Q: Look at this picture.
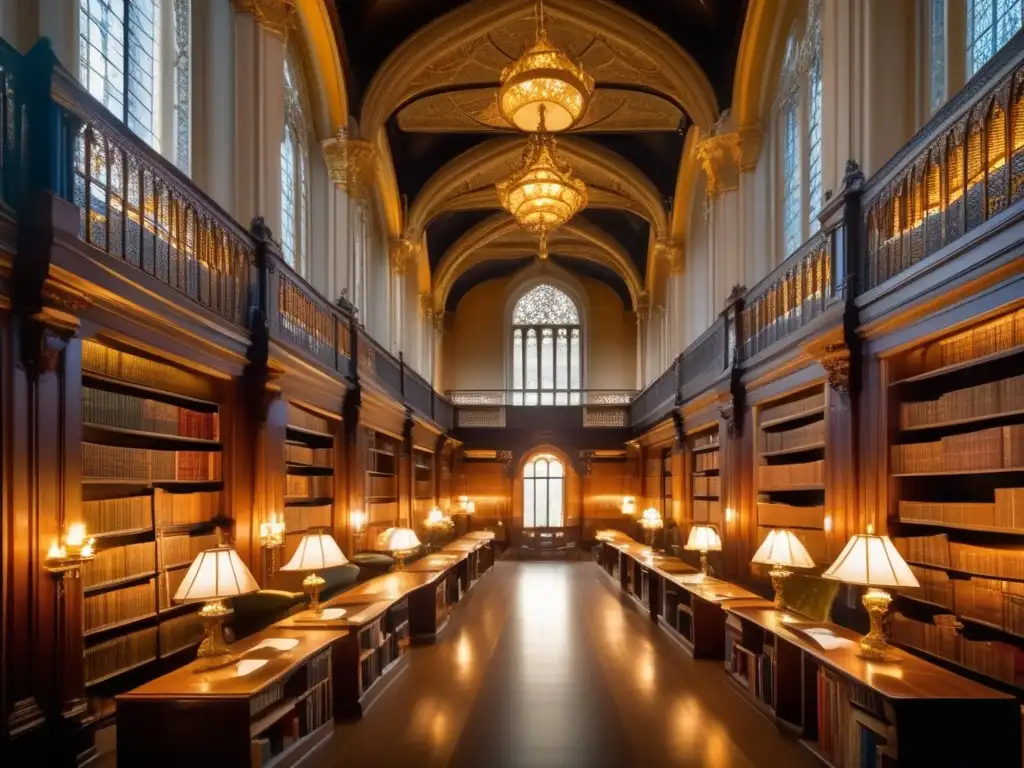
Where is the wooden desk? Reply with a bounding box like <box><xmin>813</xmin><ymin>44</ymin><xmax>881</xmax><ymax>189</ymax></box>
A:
<box><xmin>659</xmin><ymin>576</ymin><xmax>770</xmax><ymax>659</ymax></box>
<box><xmin>595</xmin><ymin>536</ymin><xmax>698</xmax><ymax>620</ymax></box>
<box><xmin>724</xmin><ymin>604</ymin><xmax>1021</xmax><ymax>765</ymax></box>
<box><xmin>117</xmin><ymin>627</ymin><xmax>344</xmax><ymax>767</ymax></box>
<box><xmin>441</xmin><ymin>538</ymin><xmax>490</xmax><ymax>591</ymax></box>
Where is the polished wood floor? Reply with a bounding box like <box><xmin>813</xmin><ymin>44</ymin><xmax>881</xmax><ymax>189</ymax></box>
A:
<box><xmin>312</xmin><ymin>560</ymin><xmax>819</xmax><ymax>767</ymax></box>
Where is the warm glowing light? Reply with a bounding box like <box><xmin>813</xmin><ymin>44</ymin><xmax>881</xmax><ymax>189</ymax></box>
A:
<box><xmin>350</xmin><ymin>510</ymin><xmax>367</xmax><ymax>532</ymax></box>
<box><xmin>725</xmin><ymin>507</ymin><xmax>735</xmax><ymax>523</ymax></box>
<box><xmin>640</xmin><ymin>507</ymin><xmax>663</xmax><ymax>529</ymax></box>
<box><xmin>47</xmin><ymin>541</ymin><xmax>65</xmax><ymax>561</ymax></box>
<box><xmin>65</xmin><ymin>523</ymin><xmax>87</xmax><ymax>547</ymax></box>
<box><xmin>621</xmin><ymin>496</ymin><xmax>637</xmax><ymax>516</ymax></box>
<box><xmin>465</xmin><ymin>501</ymin><xmax>476</xmax><ymax>516</ymax></box>
<box><xmin>685</xmin><ymin>525</ymin><xmax>722</xmax><ymax>553</ymax></box>
<box><xmin>823</xmin><ymin>514</ymin><xmax>833</xmax><ymax>533</ymax></box>
<box><xmin>259</xmin><ymin>512</ymin><xmax>285</xmax><ymax>549</ymax></box>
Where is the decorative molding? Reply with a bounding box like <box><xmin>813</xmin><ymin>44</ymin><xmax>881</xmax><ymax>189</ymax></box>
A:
<box><xmin>821</xmin><ymin>342</ymin><xmax>851</xmax><ymax>393</ymax></box>
<box><xmin>737</xmin><ymin>125</ymin><xmax>763</xmax><ymax>172</ymax></box>
<box><xmin>321</xmin><ymin>129</ymin><xmax>377</xmax><ymax>201</ymax></box>
<box><xmin>231</xmin><ymin>0</ymin><xmax>297</xmax><ymax>38</ymax></box>
<box><xmin>20</xmin><ymin>306</ymin><xmax>79</xmax><ymax>379</ymax></box>
<box><xmin>577</xmin><ymin>450</ymin><xmax>595</xmax><ymax>476</ymax></box>
<box><xmin>653</xmin><ymin>238</ymin><xmax>685</xmax><ymax>275</ymax></box>
<box><xmin>695</xmin><ymin>131</ymin><xmax>742</xmax><ymax>198</ymax></box>
<box><xmin>389</xmin><ymin>239</ymin><xmax>418</xmax><ymax>277</ymax></box>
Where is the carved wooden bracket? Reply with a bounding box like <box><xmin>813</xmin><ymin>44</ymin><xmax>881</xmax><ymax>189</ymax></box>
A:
<box><xmin>497</xmin><ymin>450</ymin><xmax>515</xmax><ymax>478</ymax></box>
<box><xmin>671</xmin><ymin>410</ymin><xmax>684</xmax><ymax>447</ymax></box>
<box><xmin>577</xmin><ymin>450</ymin><xmax>595</xmax><ymax>477</ymax></box>
<box><xmin>822</xmin><ymin>343</ymin><xmax>851</xmax><ymax>393</ymax></box>
<box><xmin>20</xmin><ymin>302</ymin><xmax>81</xmax><ymax>379</ymax></box>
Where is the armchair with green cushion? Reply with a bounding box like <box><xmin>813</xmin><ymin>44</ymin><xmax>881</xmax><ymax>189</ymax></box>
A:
<box><xmin>350</xmin><ymin>546</ymin><xmax>427</xmax><ymax>580</ymax></box>
<box><xmin>274</xmin><ymin>562</ymin><xmax>360</xmax><ymax>604</ymax></box>
<box><xmin>779</xmin><ymin>572</ymin><xmax>841</xmax><ymax>622</ymax></box>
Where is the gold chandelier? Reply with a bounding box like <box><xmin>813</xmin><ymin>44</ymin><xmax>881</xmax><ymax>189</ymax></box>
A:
<box><xmin>496</xmin><ymin>131</ymin><xmax>588</xmax><ymax>259</ymax></box>
<box><xmin>498</xmin><ymin>0</ymin><xmax>594</xmax><ymax>133</ymax></box>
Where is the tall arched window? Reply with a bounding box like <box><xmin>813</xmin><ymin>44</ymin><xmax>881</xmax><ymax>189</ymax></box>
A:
<box><xmin>523</xmin><ymin>455</ymin><xmax>564</xmax><ymax>528</ymax></box>
<box><xmin>79</xmin><ymin>0</ymin><xmax>191</xmax><ymax>172</ymax></box>
<box><xmin>512</xmin><ymin>284</ymin><xmax>581</xmax><ymax>405</ymax></box>
<box><xmin>968</xmin><ymin>0</ymin><xmax>1023</xmax><ymax>77</ymax></box>
<box><xmin>281</xmin><ymin>57</ymin><xmax>310</xmax><ymax>275</ymax></box>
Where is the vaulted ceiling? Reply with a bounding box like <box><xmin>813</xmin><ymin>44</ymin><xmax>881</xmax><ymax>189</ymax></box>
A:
<box><xmin>332</xmin><ymin>0</ymin><xmax>749</xmax><ymax>312</ymax></box>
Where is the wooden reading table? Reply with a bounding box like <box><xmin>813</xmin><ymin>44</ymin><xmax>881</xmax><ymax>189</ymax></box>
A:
<box><xmin>117</xmin><ymin>627</ymin><xmax>345</xmax><ymax>767</ymax></box>
<box><xmin>441</xmin><ymin>537</ymin><xmax>492</xmax><ymax>592</ymax></box>
<box><xmin>723</xmin><ymin>604</ymin><xmax>1021</xmax><ymax>765</ymax></box>
<box><xmin>660</xmin><ymin>575</ymin><xmax>770</xmax><ymax>659</ymax></box>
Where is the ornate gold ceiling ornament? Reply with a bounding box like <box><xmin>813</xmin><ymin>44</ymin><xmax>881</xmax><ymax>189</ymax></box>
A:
<box><xmin>653</xmin><ymin>239</ymin><xmax>685</xmax><ymax>275</ymax></box>
<box><xmin>231</xmin><ymin>0</ymin><xmax>297</xmax><ymax>39</ymax></box>
<box><xmin>496</xmin><ymin>131</ymin><xmax>588</xmax><ymax>259</ymax></box>
<box><xmin>695</xmin><ymin>131</ymin><xmax>743</xmax><ymax>198</ymax></box>
<box><xmin>498</xmin><ymin>0</ymin><xmax>595</xmax><ymax>133</ymax></box>
<box><xmin>321</xmin><ymin>129</ymin><xmax>377</xmax><ymax>201</ymax></box>
<box><xmin>389</xmin><ymin>239</ymin><xmax>419</xmax><ymax>277</ymax></box>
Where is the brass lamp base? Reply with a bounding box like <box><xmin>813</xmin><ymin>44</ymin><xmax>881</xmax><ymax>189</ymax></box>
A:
<box><xmin>859</xmin><ymin>588</ymin><xmax>897</xmax><ymax>662</ymax></box>
<box><xmin>197</xmin><ymin>600</ymin><xmax>233</xmax><ymax>659</ymax></box>
<box><xmin>303</xmin><ymin>572</ymin><xmax>326</xmax><ymax>615</ymax></box>
<box><xmin>699</xmin><ymin>550</ymin><xmax>713</xmax><ymax>576</ymax></box>
<box><xmin>393</xmin><ymin>551</ymin><xmax>410</xmax><ymax>571</ymax></box>
<box><xmin>769</xmin><ymin>565</ymin><xmax>792</xmax><ymax>610</ymax></box>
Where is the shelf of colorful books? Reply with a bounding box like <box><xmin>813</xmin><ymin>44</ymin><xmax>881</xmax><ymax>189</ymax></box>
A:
<box><xmin>82</xmin><ymin>371</ymin><xmax>219</xmax><ymax>413</ymax></box>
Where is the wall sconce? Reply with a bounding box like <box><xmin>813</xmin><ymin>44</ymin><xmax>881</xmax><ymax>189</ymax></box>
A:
<box><xmin>45</xmin><ymin>522</ymin><xmax>97</xmax><ymax>579</ymax></box>
<box><xmin>457</xmin><ymin>495</ymin><xmax>470</xmax><ymax>512</ymax></box>
<box><xmin>351</xmin><ymin>510</ymin><xmax>367</xmax><ymax>533</ymax></box>
<box><xmin>725</xmin><ymin>507</ymin><xmax>735</xmax><ymax>524</ymax></box>
<box><xmin>823</xmin><ymin>514</ymin><xmax>833</xmax><ymax>533</ymax></box>
<box><xmin>259</xmin><ymin>512</ymin><xmax>286</xmax><ymax>574</ymax></box>
<box><xmin>621</xmin><ymin>496</ymin><xmax>637</xmax><ymax>516</ymax></box>
<box><xmin>465</xmin><ymin>500</ymin><xmax>476</xmax><ymax>516</ymax></box>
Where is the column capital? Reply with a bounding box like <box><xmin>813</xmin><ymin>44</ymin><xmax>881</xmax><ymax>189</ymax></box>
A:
<box><xmin>420</xmin><ymin>293</ymin><xmax>435</xmax><ymax>320</ymax></box>
<box><xmin>695</xmin><ymin>131</ymin><xmax>742</xmax><ymax>198</ymax></box>
<box><xmin>321</xmin><ymin>129</ymin><xmax>377</xmax><ymax>201</ymax></box>
<box><xmin>652</xmin><ymin>238</ymin><xmax>685</xmax><ymax>274</ymax></box>
<box><xmin>389</xmin><ymin>238</ymin><xmax>419</xmax><ymax>276</ymax></box>
<box><xmin>231</xmin><ymin>0</ymin><xmax>297</xmax><ymax>38</ymax></box>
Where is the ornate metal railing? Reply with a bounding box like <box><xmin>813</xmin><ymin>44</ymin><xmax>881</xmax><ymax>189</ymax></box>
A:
<box><xmin>861</xmin><ymin>32</ymin><xmax>1024</xmax><ymax>291</ymax></box>
<box><xmin>447</xmin><ymin>390</ymin><xmax>636</xmax><ymax>406</ymax></box>
<box><xmin>628</xmin><ymin>359</ymin><xmax>678</xmax><ymax>428</ymax></box>
<box><xmin>0</xmin><ymin>39</ymin><xmax>23</xmax><ymax>213</ymax></box>
<box><xmin>680</xmin><ymin>315</ymin><xmax>728</xmax><ymax>402</ymax></box>
<box><xmin>267</xmin><ymin>251</ymin><xmax>351</xmax><ymax>376</ymax></box>
<box><xmin>740</xmin><ymin>233</ymin><xmax>834</xmax><ymax>360</ymax></box>
<box><xmin>51</xmin><ymin>64</ymin><xmax>253</xmax><ymax>328</ymax></box>
<box><xmin>403</xmin><ymin>363</ymin><xmax>433</xmax><ymax>419</ymax></box>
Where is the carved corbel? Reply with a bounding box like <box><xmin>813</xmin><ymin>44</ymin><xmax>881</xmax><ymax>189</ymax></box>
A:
<box><xmin>821</xmin><ymin>343</ymin><xmax>851</xmax><ymax>394</ymax></box>
<box><xmin>20</xmin><ymin>281</ymin><xmax>90</xmax><ymax>378</ymax></box>
<box><xmin>497</xmin><ymin>450</ymin><xmax>515</xmax><ymax>478</ymax></box>
<box><xmin>231</xmin><ymin>0</ymin><xmax>297</xmax><ymax>38</ymax></box>
<box><xmin>389</xmin><ymin>239</ymin><xmax>418</xmax><ymax>277</ymax></box>
<box><xmin>577</xmin><ymin>450</ymin><xmax>595</xmax><ymax>478</ymax></box>
<box><xmin>322</xmin><ymin>128</ymin><xmax>378</xmax><ymax>201</ymax></box>
<box><xmin>653</xmin><ymin>238</ymin><xmax>685</xmax><ymax>275</ymax></box>
<box><xmin>671</xmin><ymin>410</ymin><xmax>685</xmax><ymax>448</ymax></box>
<box><xmin>695</xmin><ymin>132</ymin><xmax>742</xmax><ymax>198</ymax></box>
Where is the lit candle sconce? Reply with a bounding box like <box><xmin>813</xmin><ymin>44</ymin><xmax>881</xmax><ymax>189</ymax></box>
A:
<box><xmin>351</xmin><ymin>509</ymin><xmax>368</xmax><ymax>552</ymax></box>
<box><xmin>725</xmin><ymin>507</ymin><xmax>735</xmax><ymax>524</ymax></box>
<box><xmin>621</xmin><ymin>496</ymin><xmax>637</xmax><ymax>516</ymax></box>
<box><xmin>45</xmin><ymin>522</ymin><xmax>97</xmax><ymax>579</ymax></box>
<box><xmin>823</xmin><ymin>514</ymin><xmax>833</xmax><ymax>533</ymax></box>
<box><xmin>259</xmin><ymin>512</ymin><xmax>286</xmax><ymax>574</ymax></box>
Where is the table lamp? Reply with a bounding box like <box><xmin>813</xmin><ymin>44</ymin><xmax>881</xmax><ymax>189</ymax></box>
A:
<box><xmin>173</xmin><ymin>546</ymin><xmax>260</xmax><ymax>659</ymax></box>
<box><xmin>280</xmin><ymin>529</ymin><xmax>348</xmax><ymax>615</ymax></box>
<box><xmin>750</xmin><ymin>529</ymin><xmax>816</xmax><ymax>608</ymax></box>
<box><xmin>640</xmin><ymin>507</ymin><xmax>663</xmax><ymax>550</ymax></box>
<box><xmin>822</xmin><ymin>524</ymin><xmax>919</xmax><ymax>661</ymax></box>
<box><xmin>685</xmin><ymin>524</ymin><xmax>722</xmax><ymax>576</ymax></box>
<box><xmin>379</xmin><ymin>526</ymin><xmax>422</xmax><ymax>570</ymax></box>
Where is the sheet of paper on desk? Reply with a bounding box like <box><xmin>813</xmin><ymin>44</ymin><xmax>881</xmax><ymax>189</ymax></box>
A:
<box><xmin>800</xmin><ymin>627</ymin><xmax>854</xmax><ymax>651</ymax></box>
<box><xmin>249</xmin><ymin>637</ymin><xmax>301</xmax><ymax>653</ymax></box>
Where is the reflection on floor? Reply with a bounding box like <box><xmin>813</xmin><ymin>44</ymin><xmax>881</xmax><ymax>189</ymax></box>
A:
<box><xmin>312</xmin><ymin>561</ymin><xmax>818</xmax><ymax>767</ymax></box>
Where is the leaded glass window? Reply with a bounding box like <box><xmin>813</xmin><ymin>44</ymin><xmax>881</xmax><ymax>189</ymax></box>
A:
<box><xmin>931</xmin><ymin>0</ymin><xmax>947</xmax><ymax>113</ymax></box>
<box><xmin>281</xmin><ymin>57</ymin><xmax>310</xmax><ymax>275</ymax></box>
<box><xmin>968</xmin><ymin>0</ymin><xmax>1023</xmax><ymax>77</ymax></box>
<box><xmin>523</xmin><ymin>455</ymin><xmax>564</xmax><ymax>528</ymax></box>
<box><xmin>782</xmin><ymin>100</ymin><xmax>801</xmax><ymax>255</ymax></box>
<box><xmin>807</xmin><ymin>50</ymin><xmax>823</xmax><ymax>230</ymax></box>
<box><xmin>172</xmin><ymin>0</ymin><xmax>190</xmax><ymax>174</ymax></box>
<box><xmin>511</xmin><ymin>284</ymin><xmax>581</xmax><ymax>405</ymax></box>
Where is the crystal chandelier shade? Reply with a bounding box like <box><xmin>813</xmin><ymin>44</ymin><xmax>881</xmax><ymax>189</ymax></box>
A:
<box><xmin>498</xmin><ymin>0</ymin><xmax>594</xmax><ymax>133</ymax></box>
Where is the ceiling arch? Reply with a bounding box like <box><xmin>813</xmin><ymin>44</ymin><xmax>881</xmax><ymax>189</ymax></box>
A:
<box><xmin>406</xmin><ymin>136</ymin><xmax>668</xmax><ymax>244</ymax></box>
<box><xmin>433</xmin><ymin>214</ymin><xmax>644</xmax><ymax>311</ymax></box>
<box><xmin>293</xmin><ymin>0</ymin><xmax>349</xmax><ymax>138</ymax></box>
<box><xmin>359</xmin><ymin>0</ymin><xmax>721</xmax><ymax>146</ymax></box>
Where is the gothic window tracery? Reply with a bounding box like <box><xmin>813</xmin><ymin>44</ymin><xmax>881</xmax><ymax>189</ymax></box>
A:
<box><xmin>281</xmin><ymin>56</ymin><xmax>310</xmax><ymax>275</ymax></box>
<box><xmin>512</xmin><ymin>284</ymin><xmax>581</xmax><ymax>405</ymax></box>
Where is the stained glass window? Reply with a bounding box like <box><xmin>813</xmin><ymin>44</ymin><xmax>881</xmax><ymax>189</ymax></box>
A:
<box><xmin>172</xmin><ymin>0</ymin><xmax>190</xmax><ymax>174</ymax></box>
<box><xmin>281</xmin><ymin>57</ymin><xmax>310</xmax><ymax>275</ymax></box>
<box><xmin>931</xmin><ymin>0</ymin><xmax>946</xmax><ymax>113</ymax></box>
<box><xmin>80</xmin><ymin>0</ymin><xmax>162</xmax><ymax>152</ymax></box>
<box><xmin>968</xmin><ymin>0</ymin><xmax>1023</xmax><ymax>77</ymax></box>
<box><xmin>523</xmin><ymin>455</ymin><xmax>564</xmax><ymax>528</ymax></box>
<box><xmin>512</xmin><ymin>284</ymin><xmax>580</xmax><ymax>405</ymax></box>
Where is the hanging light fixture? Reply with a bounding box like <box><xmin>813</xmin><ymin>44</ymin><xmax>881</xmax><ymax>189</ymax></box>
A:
<box><xmin>499</xmin><ymin>0</ymin><xmax>594</xmax><ymax>132</ymax></box>
<box><xmin>496</xmin><ymin>129</ymin><xmax>588</xmax><ymax>259</ymax></box>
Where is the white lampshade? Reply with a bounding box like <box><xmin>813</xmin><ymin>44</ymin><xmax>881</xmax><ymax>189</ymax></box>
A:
<box><xmin>823</xmin><ymin>530</ymin><xmax>919</xmax><ymax>589</ymax></box>
<box><xmin>621</xmin><ymin>496</ymin><xmax>637</xmax><ymax>516</ymax></box>
<box><xmin>280</xmin><ymin>530</ymin><xmax>348</xmax><ymax>572</ymax></box>
<box><xmin>426</xmin><ymin>507</ymin><xmax>446</xmax><ymax>526</ymax></box>
<box><xmin>751</xmin><ymin>529</ymin><xmax>816</xmax><ymax>569</ymax></box>
<box><xmin>173</xmin><ymin>546</ymin><xmax>260</xmax><ymax>604</ymax></box>
<box><xmin>379</xmin><ymin>526</ymin><xmax>422</xmax><ymax>553</ymax></box>
<box><xmin>685</xmin><ymin>525</ymin><xmax>722</xmax><ymax>552</ymax></box>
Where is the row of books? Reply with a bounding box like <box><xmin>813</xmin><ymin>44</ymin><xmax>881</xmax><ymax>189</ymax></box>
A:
<box><xmin>727</xmin><ymin>640</ymin><xmax>773</xmax><ymax>708</ymax></box>
<box><xmin>366</xmin><ymin>474</ymin><xmax>397</xmax><ymax>500</ymax></box>
<box><xmin>932</xmin><ymin>309</ymin><xmax>1024</xmax><ymax>368</ymax></box>
<box><xmin>158</xmin><ymin>611</ymin><xmax>203</xmax><ymax>656</ymax></box>
<box><xmin>817</xmin><ymin>667</ymin><xmax>894</xmax><ymax>767</ymax></box>
<box><xmin>903</xmin><ymin>565</ymin><xmax>954</xmax><ymax>609</ymax></box>
<box><xmin>155</xmin><ymin>490</ymin><xmax>222</xmax><ymax>527</ymax></box>
<box><xmin>287</xmin><ymin>404</ymin><xmax>331</xmax><ymax>435</ymax></box>
<box><xmin>84</xmin><ymin>495</ymin><xmax>152</xmax><ymax>536</ymax></box>
<box><xmin>951</xmin><ymin>541</ymin><xmax>1024</xmax><ymax>581</ymax></box>
<box><xmin>759</xmin><ymin>418</ymin><xmax>825</xmax><ymax>454</ymax></box>
<box><xmin>83</xmin><ymin>387</ymin><xmax>219</xmax><ymax>441</ymax></box>
<box><xmin>890</xmin><ymin>425</ymin><xmax>1024</xmax><ymax>473</ymax></box>
<box><xmin>250</xmin><ymin>681</ymin><xmax>284</xmax><ymax>719</ymax></box>
<box><xmin>757</xmin><ymin>501</ymin><xmax>824</xmax><ymax>530</ymax></box>
<box><xmin>286</xmin><ymin>475</ymin><xmax>333</xmax><ymax>500</ymax></box>
<box><xmin>297</xmin><ymin>678</ymin><xmax>332</xmax><ymax>740</ymax></box>
<box><xmin>953</xmin><ymin>576</ymin><xmax>1024</xmax><ymax>637</ymax></box>
<box><xmin>899</xmin><ymin>374</ymin><xmax>1024</xmax><ymax>428</ymax></box>
<box><xmin>760</xmin><ymin>389</ymin><xmax>826</xmax><ymax>425</ymax></box>
<box><xmin>82</xmin><ymin>443</ymin><xmax>221</xmax><ymax>482</ymax></box>
<box><xmin>757</xmin><ymin>459</ymin><xmax>824</xmax><ymax>489</ymax></box>
<box><xmin>82</xmin><ymin>541</ymin><xmax>156</xmax><ymax>589</ymax></box>
<box><xmin>161</xmin><ymin>532</ymin><xmax>218</xmax><ymax>569</ymax></box>
<box><xmin>691</xmin><ymin>432</ymin><xmax>719</xmax><ymax>451</ymax></box>
<box><xmin>84</xmin><ymin>578</ymin><xmax>155</xmax><ymax>633</ymax></box>
<box><xmin>83</xmin><ymin>340</ymin><xmax>206</xmax><ymax>394</ymax></box>
<box><xmin>892</xmin><ymin>612</ymin><xmax>1024</xmax><ymax>688</ymax></box>
<box><xmin>158</xmin><ymin>567</ymin><xmax>189</xmax><ymax>611</ymax></box>
<box><xmin>84</xmin><ymin>626</ymin><xmax>158</xmax><ymax>686</ymax></box>
<box><xmin>898</xmin><ymin>490</ymin><xmax>1024</xmax><ymax>530</ymax></box>
<box><xmin>892</xmin><ymin>534</ymin><xmax>951</xmax><ymax>568</ymax></box>
<box><xmin>284</xmin><ymin>504</ymin><xmax>332</xmax><ymax>534</ymax></box>
<box><xmin>694</xmin><ymin>450</ymin><xmax>719</xmax><ymax>472</ymax></box>
<box><xmin>285</xmin><ymin>443</ymin><xmax>332</xmax><ymax>467</ymax></box>
<box><xmin>693</xmin><ymin>498</ymin><xmax>723</xmax><ymax>525</ymax></box>
<box><xmin>692</xmin><ymin>475</ymin><xmax>721</xmax><ymax>497</ymax></box>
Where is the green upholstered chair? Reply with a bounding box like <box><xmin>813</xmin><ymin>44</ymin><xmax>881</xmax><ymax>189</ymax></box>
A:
<box><xmin>351</xmin><ymin>551</ymin><xmax>397</xmax><ymax>581</ymax></box>
<box><xmin>779</xmin><ymin>572</ymin><xmax>841</xmax><ymax>622</ymax></box>
<box><xmin>225</xmin><ymin>589</ymin><xmax>304</xmax><ymax>642</ymax></box>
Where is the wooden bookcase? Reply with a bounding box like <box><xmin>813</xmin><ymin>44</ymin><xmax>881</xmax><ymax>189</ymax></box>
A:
<box><xmin>364</xmin><ymin>430</ymin><xmax>399</xmax><ymax>547</ymax></box>
<box><xmin>887</xmin><ymin>307</ymin><xmax>1024</xmax><ymax>696</ymax></box>
<box><xmin>412</xmin><ymin>448</ymin><xmax>434</xmax><ymax>528</ymax></box>
<box><xmin>283</xmin><ymin>403</ymin><xmax>335</xmax><ymax>565</ymax></box>
<box><xmin>644</xmin><ymin>448</ymin><xmax>662</xmax><ymax>515</ymax></box>
<box><xmin>80</xmin><ymin>339</ymin><xmax>227</xmax><ymax>721</ymax></box>
<box><xmin>688</xmin><ymin>428</ymin><xmax>721</xmax><ymax>528</ymax></box>
<box><xmin>661</xmin><ymin>448</ymin><xmax>672</xmax><ymax>519</ymax></box>
<box><xmin>754</xmin><ymin>385</ymin><xmax>827</xmax><ymax>566</ymax></box>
